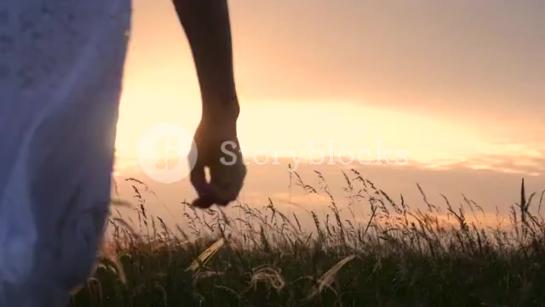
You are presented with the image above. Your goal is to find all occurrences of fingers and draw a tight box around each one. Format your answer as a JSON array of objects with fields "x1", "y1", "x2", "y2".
[
  {"x1": 190, "y1": 160, "x2": 208, "y2": 197},
  {"x1": 190, "y1": 160, "x2": 219, "y2": 209},
  {"x1": 210, "y1": 157, "x2": 246, "y2": 206},
  {"x1": 190, "y1": 155, "x2": 246, "y2": 209},
  {"x1": 192, "y1": 193, "x2": 217, "y2": 209}
]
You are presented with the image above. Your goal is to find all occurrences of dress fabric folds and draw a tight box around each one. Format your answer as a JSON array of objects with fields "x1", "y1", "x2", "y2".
[{"x1": 0, "y1": 1, "x2": 130, "y2": 305}]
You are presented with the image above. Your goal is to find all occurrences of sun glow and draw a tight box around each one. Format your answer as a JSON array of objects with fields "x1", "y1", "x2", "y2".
[{"x1": 114, "y1": 0, "x2": 545, "y2": 177}]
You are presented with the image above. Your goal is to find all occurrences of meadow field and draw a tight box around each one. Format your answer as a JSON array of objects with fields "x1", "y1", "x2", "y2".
[{"x1": 71, "y1": 170, "x2": 545, "y2": 307}]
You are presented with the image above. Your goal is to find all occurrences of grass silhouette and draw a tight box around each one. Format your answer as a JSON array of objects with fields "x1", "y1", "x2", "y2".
[{"x1": 71, "y1": 170, "x2": 545, "y2": 306}]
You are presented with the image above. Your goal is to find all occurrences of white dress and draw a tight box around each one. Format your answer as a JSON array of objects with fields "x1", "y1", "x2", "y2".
[{"x1": 0, "y1": 0, "x2": 130, "y2": 305}]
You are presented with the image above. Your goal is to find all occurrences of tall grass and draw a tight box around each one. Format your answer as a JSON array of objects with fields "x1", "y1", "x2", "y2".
[{"x1": 71, "y1": 169, "x2": 545, "y2": 306}]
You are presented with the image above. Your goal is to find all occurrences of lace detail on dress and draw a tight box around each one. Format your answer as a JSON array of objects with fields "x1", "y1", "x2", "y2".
[
  {"x1": 0, "y1": 1, "x2": 130, "y2": 295},
  {"x1": 1, "y1": 1, "x2": 129, "y2": 93}
]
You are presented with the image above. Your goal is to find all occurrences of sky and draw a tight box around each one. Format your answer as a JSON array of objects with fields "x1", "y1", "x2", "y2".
[{"x1": 113, "y1": 0, "x2": 545, "y2": 214}]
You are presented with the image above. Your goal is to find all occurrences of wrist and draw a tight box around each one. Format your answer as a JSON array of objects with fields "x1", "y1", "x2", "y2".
[
  {"x1": 201, "y1": 98, "x2": 240, "y2": 123},
  {"x1": 200, "y1": 111, "x2": 239, "y2": 137}
]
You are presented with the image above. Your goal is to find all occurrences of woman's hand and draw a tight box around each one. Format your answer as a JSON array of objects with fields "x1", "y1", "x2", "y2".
[
  {"x1": 189, "y1": 115, "x2": 246, "y2": 208},
  {"x1": 173, "y1": 0, "x2": 245, "y2": 208}
]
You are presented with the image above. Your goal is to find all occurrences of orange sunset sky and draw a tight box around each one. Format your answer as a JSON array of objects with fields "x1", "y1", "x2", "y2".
[{"x1": 115, "y1": 0, "x2": 545, "y2": 176}]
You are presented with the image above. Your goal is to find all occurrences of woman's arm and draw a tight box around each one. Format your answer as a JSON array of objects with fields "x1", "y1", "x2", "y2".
[{"x1": 172, "y1": 0, "x2": 246, "y2": 208}]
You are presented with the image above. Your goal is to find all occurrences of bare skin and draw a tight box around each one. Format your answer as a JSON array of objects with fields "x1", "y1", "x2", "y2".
[{"x1": 172, "y1": 0, "x2": 246, "y2": 208}]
